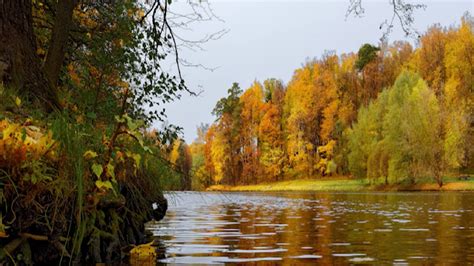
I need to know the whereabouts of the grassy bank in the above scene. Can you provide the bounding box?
[207,177,474,192]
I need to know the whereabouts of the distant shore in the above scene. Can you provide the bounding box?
[207,177,474,192]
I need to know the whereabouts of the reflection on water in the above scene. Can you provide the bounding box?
[147,191,474,264]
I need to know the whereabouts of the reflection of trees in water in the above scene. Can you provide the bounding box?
[315,194,335,264]
[211,204,234,257]
[148,192,474,264]
[236,204,257,258]
[434,193,464,263]
[458,195,473,262]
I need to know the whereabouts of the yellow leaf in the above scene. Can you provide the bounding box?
[137,9,145,19]
[132,153,141,167]
[130,241,156,262]
[2,123,19,140]
[36,47,45,55]
[95,180,113,190]
[15,97,21,107]
[84,150,98,160]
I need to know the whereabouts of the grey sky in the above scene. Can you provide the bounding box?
[156,0,473,143]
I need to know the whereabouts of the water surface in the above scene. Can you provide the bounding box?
[148,191,474,264]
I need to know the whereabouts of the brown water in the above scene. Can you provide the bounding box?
[147,191,474,264]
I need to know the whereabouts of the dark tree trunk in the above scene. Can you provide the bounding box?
[0,0,59,109]
[44,0,76,88]
[434,159,443,188]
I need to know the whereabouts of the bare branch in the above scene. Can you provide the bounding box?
[346,0,365,18]
[346,0,426,41]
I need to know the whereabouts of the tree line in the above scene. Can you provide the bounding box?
[187,15,473,189]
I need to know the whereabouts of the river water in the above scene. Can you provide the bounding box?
[147,191,474,264]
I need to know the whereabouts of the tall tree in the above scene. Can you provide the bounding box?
[409,24,450,95]
[239,82,264,183]
[189,124,211,190]
[259,79,286,181]
[169,139,192,190]
[443,14,474,171]
[284,63,319,177]
[0,0,59,108]
[212,83,243,185]
[43,0,77,88]
[348,90,388,181]
[204,125,217,182]
[349,72,443,185]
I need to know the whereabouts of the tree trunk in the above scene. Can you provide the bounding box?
[434,160,443,188]
[0,0,59,110]
[44,0,76,88]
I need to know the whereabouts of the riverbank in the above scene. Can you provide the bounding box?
[207,177,474,192]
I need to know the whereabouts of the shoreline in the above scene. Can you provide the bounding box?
[206,178,474,192]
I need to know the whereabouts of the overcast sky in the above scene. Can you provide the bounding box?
[156,0,473,143]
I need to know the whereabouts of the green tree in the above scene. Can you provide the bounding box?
[355,43,380,71]
[349,72,443,185]
[348,90,388,180]
[212,83,243,184]
[189,124,212,190]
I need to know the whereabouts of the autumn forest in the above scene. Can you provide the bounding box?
[182,15,473,189]
[0,0,473,264]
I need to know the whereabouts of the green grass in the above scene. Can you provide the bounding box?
[208,176,474,192]
[208,178,370,192]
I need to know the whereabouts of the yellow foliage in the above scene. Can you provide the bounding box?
[318,140,336,155]
[74,8,99,29]
[210,131,227,184]
[169,139,181,165]
[0,120,57,168]
[130,241,157,266]
[67,63,81,85]
[442,17,474,169]
[284,59,340,176]
[136,9,145,20]
[321,99,339,142]
[14,97,21,107]
[83,150,98,160]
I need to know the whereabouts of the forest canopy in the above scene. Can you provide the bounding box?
[189,14,473,189]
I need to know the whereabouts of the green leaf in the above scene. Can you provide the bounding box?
[128,130,144,147]
[106,162,115,179]
[125,115,137,131]
[86,112,97,119]
[115,115,125,123]
[91,163,103,178]
[21,128,27,142]
[143,146,153,154]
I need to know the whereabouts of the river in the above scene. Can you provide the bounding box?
[146,191,474,264]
